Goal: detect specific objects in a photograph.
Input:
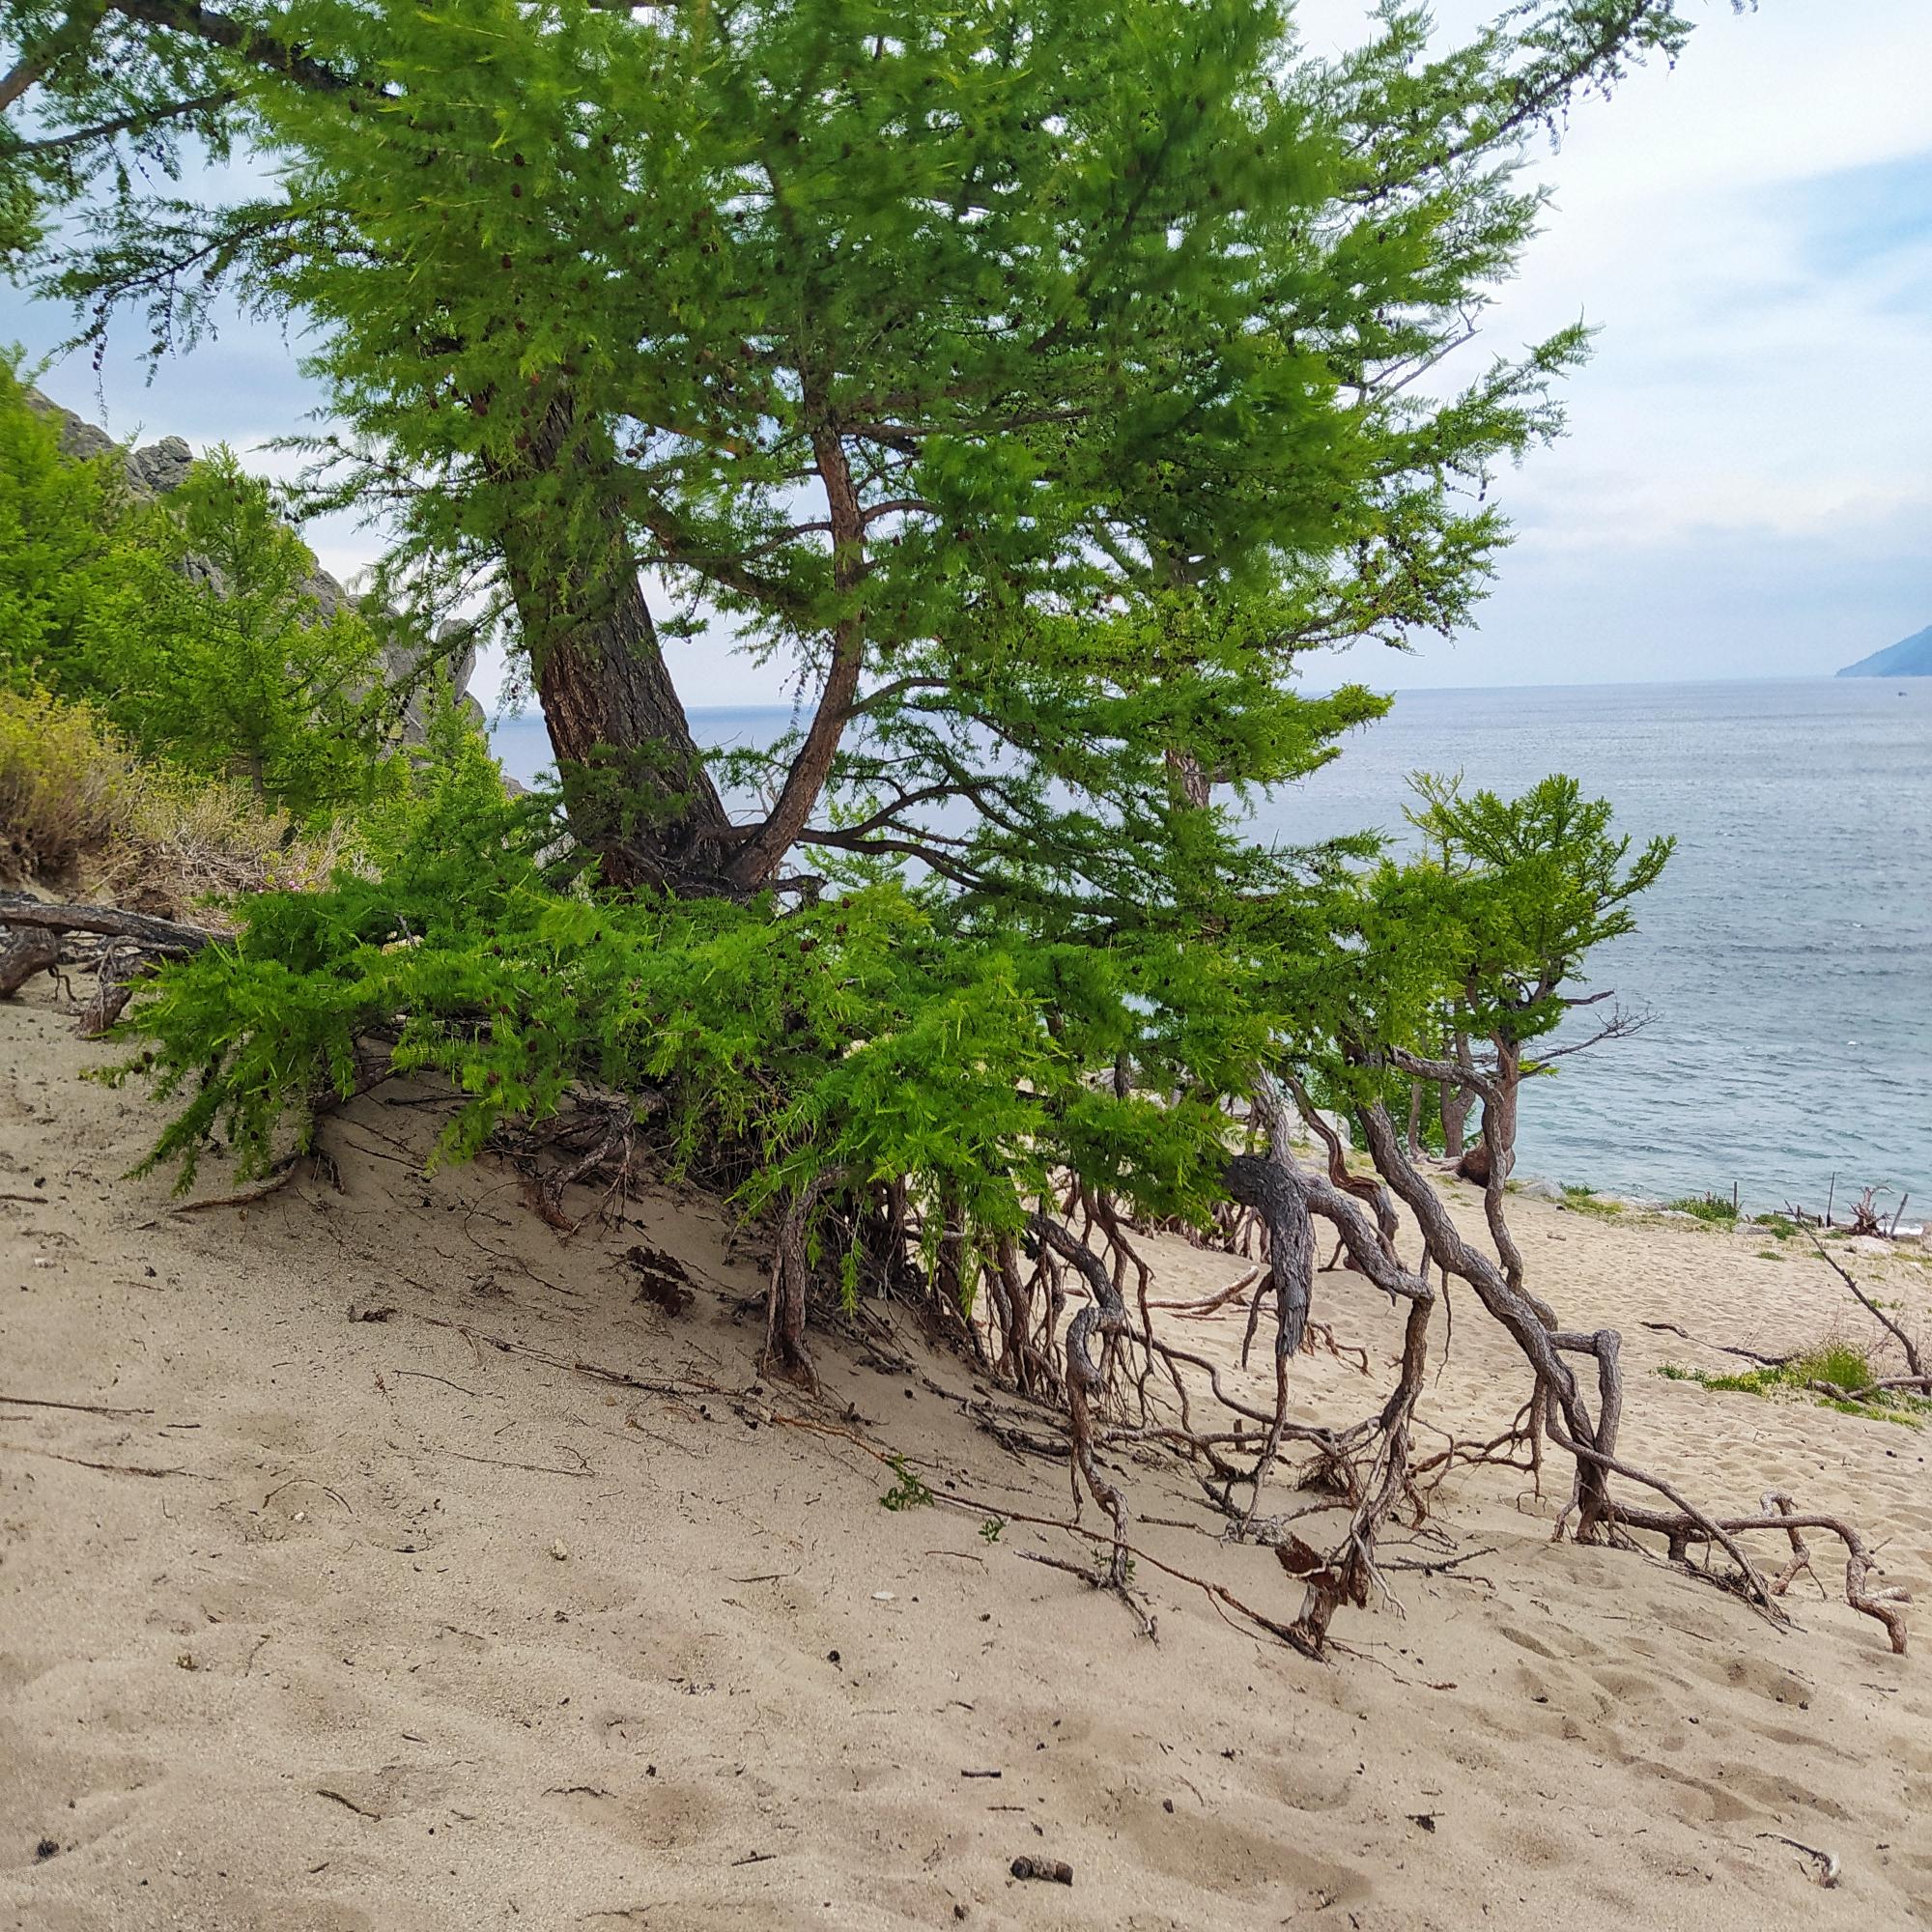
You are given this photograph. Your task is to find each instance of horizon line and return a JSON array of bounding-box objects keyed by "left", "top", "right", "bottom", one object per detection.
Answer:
[{"left": 480, "top": 669, "right": 1908, "bottom": 722}]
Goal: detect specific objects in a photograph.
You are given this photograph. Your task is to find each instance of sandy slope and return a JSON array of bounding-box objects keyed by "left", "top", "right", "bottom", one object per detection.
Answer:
[{"left": 2, "top": 982, "right": 1929, "bottom": 1931}]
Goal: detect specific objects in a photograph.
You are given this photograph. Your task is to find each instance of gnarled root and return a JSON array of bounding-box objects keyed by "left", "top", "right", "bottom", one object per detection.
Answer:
[
  {"left": 763, "top": 1170, "right": 846, "bottom": 1390},
  {"left": 1609, "top": 1491, "right": 1909, "bottom": 1654},
  {"left": 1029, "top": 1212, "right": 1135, "bottom": 1595}
]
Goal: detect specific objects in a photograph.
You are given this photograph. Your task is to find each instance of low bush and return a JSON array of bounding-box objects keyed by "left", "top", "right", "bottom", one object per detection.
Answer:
[
  {"left": 0, "top": 686, "right": 129, "bottom": 882},
  {"left": 1658, "top": 1341, "right": 1930, "bottom": 1426},
  {"left": 0, "top": 687, "right": 341, "bottom": 920},
  {"left": 1666, "top": 1191, "right": 1738, "bottom": 1225},
  {"left": 104, "top": 704, "right": 1246, "bottom": 1297}
]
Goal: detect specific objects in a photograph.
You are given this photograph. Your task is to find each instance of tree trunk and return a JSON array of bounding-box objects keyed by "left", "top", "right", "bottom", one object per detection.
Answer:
[
  {"left": 1438, "top": 1031, "right": 1476, "bottom": 1160},
  {"left": 525, "top": 564, "right": 736, "bottom": 893},
  {"left": 1484, "top": 1040, "right": 1520, "bottom": 1185},
  {"left": 490, "top": 391, "right": 735, "bottom": 895}
]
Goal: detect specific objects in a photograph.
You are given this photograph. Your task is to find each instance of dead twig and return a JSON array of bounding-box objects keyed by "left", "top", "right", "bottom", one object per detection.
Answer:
[
  {"left": 1807, "top": 1230, "right": 1924, "bottom": 1379},
  {"left": 443, "top": 1449, "right": 593, "bottom": 1479},
  {"left": 0, "top": 1442, "right": 211, "bottom": 1479},
  {"left": 1756, "top": 1832, "right": 1840, "bottom": 1888},
  {"left": 0, "top": 1392, "right": 154, "bottom": 1417},
  {"left": 388, "top": 1370, "right": 496, "bottom": 1400},
  {"left": 314, "top": 1788, "right": 382, "bottom": 1821}
]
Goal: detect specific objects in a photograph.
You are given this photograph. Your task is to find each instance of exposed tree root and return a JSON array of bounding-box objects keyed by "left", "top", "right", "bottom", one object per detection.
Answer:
[
  {"left": 986, "top": 1068, "right": 1911, "bottom": 1660},
  {"left": 256, "top": 1020, "right": 1908, "bottom": 1668}
]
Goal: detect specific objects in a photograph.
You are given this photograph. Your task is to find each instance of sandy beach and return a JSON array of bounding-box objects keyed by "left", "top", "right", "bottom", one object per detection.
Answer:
[{"left": 4, "top": 981, "right": 1929, "bottom": 1930}]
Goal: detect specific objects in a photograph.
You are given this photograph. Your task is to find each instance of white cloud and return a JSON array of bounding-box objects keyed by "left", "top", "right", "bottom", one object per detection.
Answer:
[{"left": 1292, "top": 0, "right": 1932, "bottom": 687}]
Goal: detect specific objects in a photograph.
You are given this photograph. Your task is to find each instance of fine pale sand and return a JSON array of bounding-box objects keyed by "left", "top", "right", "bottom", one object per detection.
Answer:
[{"left": 3, "top": 982, "right": 1929, "bottom": 1930}]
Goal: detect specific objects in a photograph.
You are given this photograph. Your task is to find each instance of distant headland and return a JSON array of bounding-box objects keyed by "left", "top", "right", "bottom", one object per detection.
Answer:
[{"left": 1838, "top": 624, "right": 1932, "bottom": 677}]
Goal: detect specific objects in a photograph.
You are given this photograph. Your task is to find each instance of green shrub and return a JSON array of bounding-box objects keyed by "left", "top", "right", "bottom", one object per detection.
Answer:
[
  {"left": 1666, "top": 1192, "right": 1738, "bottom": 1225},
  {"left": 0, "top": 363, "right": 402, "bottom": 822},
  {"left": 0, "top": 374, "right": 124, "bottom": 685},
  {"left": 1658, "top": 1343, "right": 1928, "bottom": 1426},
  {"left": 1561, "top": 1183, "right": 1623, "bottom": 1219},
  {"left": 1791, "top": 1341, "right": 1876, "bottom": 1394},
  {"left": 104, "top": 704, "right": 1247, "bottom": 1291}
]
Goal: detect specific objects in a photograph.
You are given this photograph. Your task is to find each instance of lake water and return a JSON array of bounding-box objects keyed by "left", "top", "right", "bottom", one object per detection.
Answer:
[{"left": 491, "top": 679, "right": 1932, "bottom": 1217}]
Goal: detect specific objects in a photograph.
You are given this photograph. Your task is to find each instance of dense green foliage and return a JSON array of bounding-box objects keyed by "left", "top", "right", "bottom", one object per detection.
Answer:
[
  {"left": 1402, "top": 774, "right": 1672, "bottom": 1050},
  {"left": 2, "top": 0, "right": 1721, "bottom": 895},
  {"left": 3, "top": 0, "right": 1701, "bottom": 1309},
  {"left": 116, "top": 710, "right": 1261, "bottom": 1293},
  {"left": 0, "top": 365, "right": 397, "bottom": 819},
  {"left": 1334, "top": 772, "right": 1677, "bottom": 1174}
]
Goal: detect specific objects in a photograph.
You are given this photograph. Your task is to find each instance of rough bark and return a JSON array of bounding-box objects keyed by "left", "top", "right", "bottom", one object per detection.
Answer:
[
  {"left": 1223, "top": 1151, "right": 1318, "bottom": 1360},
  {"left": 489, "top": 393, "right": 734, "bottom": 895},
  {"left": 0, "top": 929, "right": 61, "bottom": 997}
]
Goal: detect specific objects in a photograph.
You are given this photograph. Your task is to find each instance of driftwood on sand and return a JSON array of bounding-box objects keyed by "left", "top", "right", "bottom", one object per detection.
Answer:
[{"left": 0, "top": 893, "right": 215, "bottom": 1033}]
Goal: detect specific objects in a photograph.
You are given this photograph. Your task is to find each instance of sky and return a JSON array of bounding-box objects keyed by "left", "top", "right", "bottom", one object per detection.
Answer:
[{"left": 6, "top": 1, "right": 1929, "bottom": 707}]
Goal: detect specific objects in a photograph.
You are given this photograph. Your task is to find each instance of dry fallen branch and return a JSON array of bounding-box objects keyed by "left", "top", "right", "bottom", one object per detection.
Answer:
[
  {"left": 0, "top": 928, "right": 61, "bottom": 997},
  {"left": 1, "top": 895, "right": 215, "bottom": 1032},
  {"left": 0, "top": 1391, "right": 154, "bottom": 1417},
  {"left": 1757, "top": 1833, "right": 1840, "bottom": 1889},
  {"left": 0, "top": 893, "right": 215, "bottom": 953}
]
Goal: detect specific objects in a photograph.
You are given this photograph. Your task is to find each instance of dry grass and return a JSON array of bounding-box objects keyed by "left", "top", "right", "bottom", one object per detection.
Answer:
[{"left": 0, "top": 688, "right": 343, "bottom": 923}]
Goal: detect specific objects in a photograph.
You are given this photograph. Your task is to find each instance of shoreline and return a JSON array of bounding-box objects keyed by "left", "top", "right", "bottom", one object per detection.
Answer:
[{"left": 1504, "top": 1171, "right": 1929, "bottom": 1244}]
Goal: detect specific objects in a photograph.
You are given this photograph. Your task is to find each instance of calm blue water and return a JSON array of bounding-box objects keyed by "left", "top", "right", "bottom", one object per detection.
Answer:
[{"left": 491, "top": 680, "right": 1932, "bottom": 1215}]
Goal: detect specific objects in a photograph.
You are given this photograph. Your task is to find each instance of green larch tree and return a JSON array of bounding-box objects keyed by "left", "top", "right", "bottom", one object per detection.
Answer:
[{"left": 4, "top": 0, "right": 1727, "bottom": 899}]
